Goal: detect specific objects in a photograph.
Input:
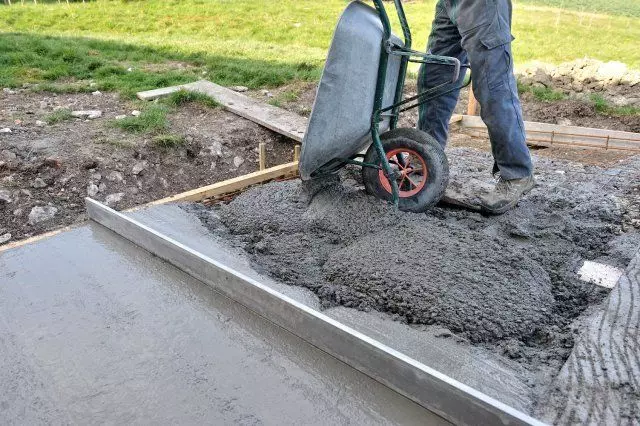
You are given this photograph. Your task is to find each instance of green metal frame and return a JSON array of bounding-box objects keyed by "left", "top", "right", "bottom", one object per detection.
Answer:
[
  {"left": 314, "top": 0, "right": 470, "bottom": 207},
  {"left": 369, "top": 0, "right": 468, "bottom": 207}
]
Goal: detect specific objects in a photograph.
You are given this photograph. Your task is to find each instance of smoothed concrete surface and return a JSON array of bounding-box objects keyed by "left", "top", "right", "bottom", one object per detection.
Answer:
[{"left": 0, "top": 224, "right": 444, "bottom": 425}]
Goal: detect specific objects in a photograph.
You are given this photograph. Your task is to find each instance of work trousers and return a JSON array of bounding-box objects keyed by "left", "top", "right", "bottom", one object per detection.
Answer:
[{"left": 418, "top": 0, "right": 533, "bottom": 179}]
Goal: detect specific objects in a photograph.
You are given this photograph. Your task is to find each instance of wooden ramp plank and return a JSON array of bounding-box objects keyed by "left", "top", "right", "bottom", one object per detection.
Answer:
[
  {"left": 138, "top": 80, "right": 308, "bottom": 142},
  {"left": 460, "top": 115, "right": 640, "bottom": 152},
  {"left": 538, "top": 250, "right": 640, "bottom": 424}
]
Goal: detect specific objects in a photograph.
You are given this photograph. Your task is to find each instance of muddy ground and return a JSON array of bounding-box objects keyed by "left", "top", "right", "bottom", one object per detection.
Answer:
[
  {"left": 186, "top": 149, "right": 640, "bottom": 386},
  {"left": 0, "top": 91, "right": 295, "bottom": 244}
]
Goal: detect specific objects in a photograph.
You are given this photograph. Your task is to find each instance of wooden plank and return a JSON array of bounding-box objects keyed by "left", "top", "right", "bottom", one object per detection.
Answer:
[
  {"left": 258, "top": 142, "right": 267, "bottom": 171},
  {"left": 449, "top": 114, "right": 463, "bottom": 124},
  {"left": 137, "top": 80, "right": 308, "bottom": 142},
  {"left": 86, "top": 198, "right": 544, "bottom": 426},
  {"left": 461, "top": 115, "right": 640, "bottom": 152},
  {"left": 466, "top": 85, "right": 478, "bottom": 116},
  {"left": 132, "top": 161, "right": 299, "bottom": 208},
  {"left": 539, "top": 250, "right": 640, "bottom": 424}
]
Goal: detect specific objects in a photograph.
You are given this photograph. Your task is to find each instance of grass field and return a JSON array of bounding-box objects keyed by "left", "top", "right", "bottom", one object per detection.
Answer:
[{"left": 0, "top": 0, "right": 638, "bottom": 97}]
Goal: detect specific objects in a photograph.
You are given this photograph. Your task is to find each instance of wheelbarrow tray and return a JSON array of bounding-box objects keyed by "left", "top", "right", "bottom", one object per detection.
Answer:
[{"left": 299, "top": 1, "right": 404, "bottom": 180}]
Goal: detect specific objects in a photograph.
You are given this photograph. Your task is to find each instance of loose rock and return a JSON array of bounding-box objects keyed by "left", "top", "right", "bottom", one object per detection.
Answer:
[
  {"left": 131, "top": 110, "right": 141, "bottom": 117},
  {"left": 106, "top": 171, "right": 124, "bottom": 182},
  {"left": 132, "top": 161, "right": 148, "bottom": 175},
  {"left": 31, "top": 178, "right": 48, "bottom": 189},
  {"left": 0, "top": 128, "right": 11, "bottom": 133},
  {"left": 28, "top": 206, "right": 58, "bottom": 225},
  {"left": 35, "top": 120, "right": 46, "bottom": 127},
  {"left": 71, "top": 110, "right": 102, "bottom": 119},
  {"left": 0, "top": 233, "right": 11, "bottom": 244},
  {"left": 233, "top": 156, "right": 244, "bottom": 168},
  {"left": 230, "top": 86, "right": 249, "bottom": 93},
  {"left": 0, "top": 189, "right": 12, "bottom": 204},
  {"left": 105, "top": 192, "right": 125, "bottom": 206},
  {"left": 87, "top": 183, "right": 100, "bottom": 197}
]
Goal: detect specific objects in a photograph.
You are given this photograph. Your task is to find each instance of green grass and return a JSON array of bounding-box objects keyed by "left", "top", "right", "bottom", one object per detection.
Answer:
[
  {"left": 517, "top": 82, "right": 567, "bottom": 101},
  {"left": 590, "top": 94, "right": 640, "bottom": 116},
  {"left": 44, "top": 108, "right": 73, "bottom": 124},
  {"left": 164, "top": 89, "right": 220, "bottom": 109},
  {"left": 111, "top": 103, "right": 169, "bottom": 133},
  {"left": 152, "top": 133, "right": 185, "bottom": 149},
  {"left": 0, "top": 0, "right": 638, "bottom": 98}
]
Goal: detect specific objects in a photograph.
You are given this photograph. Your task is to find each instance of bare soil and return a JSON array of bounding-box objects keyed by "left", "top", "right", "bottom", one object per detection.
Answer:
[
  {"left": 0, "top": 91, "right": 296, "bottom": 245},
  {"left": 1, "top": 78, "right": 638, "bottom": 246}
]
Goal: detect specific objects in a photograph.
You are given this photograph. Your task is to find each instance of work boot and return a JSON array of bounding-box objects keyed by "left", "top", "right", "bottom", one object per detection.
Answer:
[{"left": 480, "top": 175, "right": 535, "bottom": 215}]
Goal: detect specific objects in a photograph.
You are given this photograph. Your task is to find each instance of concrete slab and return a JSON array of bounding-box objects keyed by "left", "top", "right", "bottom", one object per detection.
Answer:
[{"left": 0, "top": 224, "right": 444, "bottom": 425}]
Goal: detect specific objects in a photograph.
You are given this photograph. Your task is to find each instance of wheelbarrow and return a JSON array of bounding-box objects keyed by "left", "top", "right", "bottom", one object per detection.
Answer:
[{"left": 299, "top": 0, "right": 470, "bottom": 212}]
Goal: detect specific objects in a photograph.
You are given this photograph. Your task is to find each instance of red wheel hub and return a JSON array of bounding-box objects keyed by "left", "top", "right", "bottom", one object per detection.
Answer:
[{"left": 379, "top": 148, "right": 428, "bottom": 197}]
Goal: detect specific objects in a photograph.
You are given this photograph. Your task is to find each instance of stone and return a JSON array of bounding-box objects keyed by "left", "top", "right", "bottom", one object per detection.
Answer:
[
  {"left": 87, "top": 183, "right": 100, "bottom": 197},
  {"left": 596, "top": 61, "right": 627, "bottom": 81},
  {"left": 0, "top": 233, "right": 11, "bottom": 244},
  {"left": 557, "top": 118, "right": 573, "bottom": 127},
  {"left": 28, "top": 206, "right": 58, "bottom": 225},
  {"left": 105, "top": 192, "right": 125, "bottom": 206},
  {"left": 35, "top": 120, "right": 46, "bottom": 127},
  {"left": 92, "top": 90, "right": 102, "bottom": 96},
  {"left": 132, "top": 160, "right": 148, "bottom": 175},
  {"left": 90, "top": 172, "right": 102, "bottom": 181},
  {"left": 31, "top": 178, "right": 48, "bottom": 189},
  {"left": 2, "top": 88, "right": 16, "bottom": 94},
  {"left": 0, "top": 150, "right": 17, "bottom": 162},
  {"left": 106, "top": 171, "right": 124, "bottom": 182},
  {"left": 230, "top": 86, "right": 249, "bottom": 93},
  {"left": 98, "top": 182, "right": 107, "bottom": 192},
  {"left": 200, "top": 141, "right": 223, "bottom": 158},
  {"left": 13, "top": 208, "right": 23, "bottom": 217},
  {"left": 0, "top": 189, "right": 12, "bottom": 204},
  {"left": 71, "top": 110, "right": 102, "bottom": 119},
  {"left": 19, "top": 189, "right": 32, "bottom": 197},
  {"left": 115, "top": 115, "right": 127, "bottom": 120},
  {"left": 233, "top": 156, "right": 245, "bottom": 168},
  {"left": 131, "top": 110, "right": 141, "bottom": 117},
  {"left": 0, "top": 128, "right": 11, "bottom": 133}
]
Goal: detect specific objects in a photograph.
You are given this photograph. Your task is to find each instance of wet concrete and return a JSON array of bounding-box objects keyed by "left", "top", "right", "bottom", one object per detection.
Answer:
[
  {"left": 128, "top": 203, "right": 537, "bottom": 414},
  {"left": 176, "top": 148, "right": 639, "bottom": 416},
  {"left": 0, "top": 224, "right": 444, "bottom": 425}
]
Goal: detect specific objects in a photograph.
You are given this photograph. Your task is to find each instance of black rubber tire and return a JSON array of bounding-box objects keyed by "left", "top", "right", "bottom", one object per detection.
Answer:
[{"left": 362, "top": 128, "right": 449, "bottom": 213}]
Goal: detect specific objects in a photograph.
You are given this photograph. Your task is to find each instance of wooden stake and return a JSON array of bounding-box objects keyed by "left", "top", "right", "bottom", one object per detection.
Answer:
[
  {"left": 467, "top": 84, "right": 478, "bottom": 116},
  {"left": 258, "top": 142, "right": 267, "bottom": 171},
  {"left": 293, "top": 145, "right": 301, "bottom": 162}
]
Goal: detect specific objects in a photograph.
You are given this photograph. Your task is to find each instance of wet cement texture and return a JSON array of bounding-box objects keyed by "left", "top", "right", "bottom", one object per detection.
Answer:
[
  {"left": 190, "top": 148, "right": 640, "bottom": 374},
  {"left": 0, "top": 224, "right": 441, "bottom": 425}
]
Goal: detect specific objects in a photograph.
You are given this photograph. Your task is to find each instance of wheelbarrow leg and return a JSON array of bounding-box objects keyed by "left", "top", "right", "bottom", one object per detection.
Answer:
[{"left": 371, "top": 118, "right": 400, "bottom": 208}]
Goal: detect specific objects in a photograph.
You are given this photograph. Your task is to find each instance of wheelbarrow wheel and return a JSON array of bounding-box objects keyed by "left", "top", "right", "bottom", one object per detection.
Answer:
[{"left": 362, "top": 128, "right": 449, "bottom": 213}]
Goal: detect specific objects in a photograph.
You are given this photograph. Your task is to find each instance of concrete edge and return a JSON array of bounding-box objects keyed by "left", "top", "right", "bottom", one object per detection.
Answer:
[{"left": 85, "top": 197, "right": 546, "bottom": 426}]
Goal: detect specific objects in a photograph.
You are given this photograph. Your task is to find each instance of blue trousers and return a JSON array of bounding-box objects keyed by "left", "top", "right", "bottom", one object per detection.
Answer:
[{"left": 418, "top": 0, "right": 533, "bottom": 179}]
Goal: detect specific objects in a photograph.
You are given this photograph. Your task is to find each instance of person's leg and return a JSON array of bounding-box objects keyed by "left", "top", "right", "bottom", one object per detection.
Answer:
[
  {"left": 417, "top": 0, "right": 467, "bottom": 148},
  {"left": 456, "top": 0, "right": 532, "bottom": 180}
]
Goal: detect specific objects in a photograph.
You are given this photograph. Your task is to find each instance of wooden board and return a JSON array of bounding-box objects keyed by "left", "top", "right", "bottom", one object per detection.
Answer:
[
  {"left": 539, "top": 250, "right": 640, "bottom": 424},
  {"left": 460, "top": 115, "right": 640, "bottom": 152},
  {"left": 130, "top": 161, "right": 299, "bottom": 209},
  {"left": 137, "top": 80, "right": 308, "bottom": 142}
]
